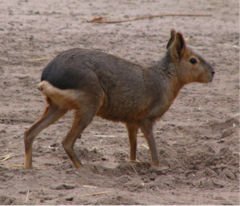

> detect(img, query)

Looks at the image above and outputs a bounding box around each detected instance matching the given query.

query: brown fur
[24,30,214,169]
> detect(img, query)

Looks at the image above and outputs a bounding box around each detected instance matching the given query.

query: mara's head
[166,29,215,84]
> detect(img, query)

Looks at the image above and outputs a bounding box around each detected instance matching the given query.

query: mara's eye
[189,57,197,64]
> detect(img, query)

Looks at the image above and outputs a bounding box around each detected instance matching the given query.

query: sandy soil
[0,0,239,204]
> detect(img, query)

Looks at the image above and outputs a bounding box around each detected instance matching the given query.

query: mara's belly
[96,97,152,122]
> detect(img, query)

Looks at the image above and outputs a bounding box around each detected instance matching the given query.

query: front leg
[126,123,139,162]
[140,120,159,166]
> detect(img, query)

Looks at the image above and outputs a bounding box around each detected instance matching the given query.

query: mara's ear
[166,29,176,49]
[167,31,186,62]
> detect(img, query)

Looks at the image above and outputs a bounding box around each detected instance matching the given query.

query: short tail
[38,81,83,109]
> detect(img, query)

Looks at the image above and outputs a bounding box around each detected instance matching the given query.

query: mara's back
[41,48,144,90]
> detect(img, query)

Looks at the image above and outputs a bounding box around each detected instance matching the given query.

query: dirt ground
[0,0,239,205]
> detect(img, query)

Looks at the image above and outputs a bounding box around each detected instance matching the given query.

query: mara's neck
[149,54,185,103]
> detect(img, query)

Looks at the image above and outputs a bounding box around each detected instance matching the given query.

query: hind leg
[24,98,67,169]
[62,100,101,168]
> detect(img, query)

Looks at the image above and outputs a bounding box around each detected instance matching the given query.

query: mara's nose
[211,71,215,77]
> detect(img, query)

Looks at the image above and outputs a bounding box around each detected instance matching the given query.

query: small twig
[0,153,15,162]
[28,57,49,62]
[141,144,149,150]
[139,132,144,137]
[130,164,139,175]
[135,159,146,164]
[94,134,116,138]
[25,189,30,203]
[232,112,240,117]
[88,13,212,23]
[80,191,110,197]
[83,185,98,189]
[4,164,41,169]
[4,164,24,168]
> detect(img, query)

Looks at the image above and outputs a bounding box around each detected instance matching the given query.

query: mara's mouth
[211,70,215,78]
[201,72,214,83]
[206,70,215,83]
[209,71,215,82]
[206,76,214,83]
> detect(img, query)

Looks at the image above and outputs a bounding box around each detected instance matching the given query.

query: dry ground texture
[0,0,239,204]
